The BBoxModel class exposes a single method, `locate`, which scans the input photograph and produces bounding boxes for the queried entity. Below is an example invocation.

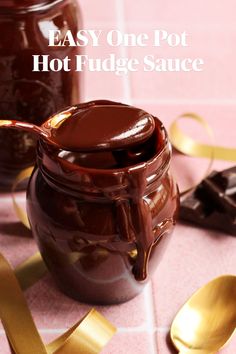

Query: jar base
[55,280,145,306]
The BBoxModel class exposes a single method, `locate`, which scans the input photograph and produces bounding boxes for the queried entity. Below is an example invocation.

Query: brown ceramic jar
[27,102,179,305]
[0,0,82,189]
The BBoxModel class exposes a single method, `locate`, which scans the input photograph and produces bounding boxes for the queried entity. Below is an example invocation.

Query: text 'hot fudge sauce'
[0,0,82,189]
[27,101,179,304]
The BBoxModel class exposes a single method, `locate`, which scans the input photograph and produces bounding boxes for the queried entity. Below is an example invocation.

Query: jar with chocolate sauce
[27,101,179,305]
[0,0,82,189]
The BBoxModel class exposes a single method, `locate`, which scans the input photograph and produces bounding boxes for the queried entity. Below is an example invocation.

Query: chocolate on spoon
[0,100,155,153]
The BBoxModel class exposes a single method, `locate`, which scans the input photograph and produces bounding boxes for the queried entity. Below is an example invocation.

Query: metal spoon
[0,102,155,153]
[170,275,236,354]
[0,106,77,151]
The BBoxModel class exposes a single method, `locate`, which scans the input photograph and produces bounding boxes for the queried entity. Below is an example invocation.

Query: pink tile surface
[80,0,117,26]
[25,277,147,329]
[0,0,236,353]
[128,26,236,101]
[103,332,153,354]
[124,0,236,25]
[152,224,236,328]
[0,332,153,354]
[82,28,126,101]
[157,332,236,354]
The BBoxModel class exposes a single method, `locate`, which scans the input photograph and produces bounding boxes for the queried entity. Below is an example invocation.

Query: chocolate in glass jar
[27,101,179,305]
[0,0,82,189]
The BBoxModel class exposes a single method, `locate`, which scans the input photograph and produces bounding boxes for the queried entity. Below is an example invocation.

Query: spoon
[170,275,236,354]
[0,101,155,153]
[0,106,78,151]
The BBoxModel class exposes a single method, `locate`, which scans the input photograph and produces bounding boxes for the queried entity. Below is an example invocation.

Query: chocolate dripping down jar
[0,0,82,190]
[27,101,179,305]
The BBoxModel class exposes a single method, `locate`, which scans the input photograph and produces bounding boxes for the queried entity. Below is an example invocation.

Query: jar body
[27,157,179,305]
[0,0,82,189]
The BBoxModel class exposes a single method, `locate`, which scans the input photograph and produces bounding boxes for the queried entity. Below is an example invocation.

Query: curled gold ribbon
[12,166,33,229]
[8,111,234,354]
[0,252,116,354]
[15,251,47,291]
[169,112,236,194]
[169,112,236,162]
[9,168,116,353]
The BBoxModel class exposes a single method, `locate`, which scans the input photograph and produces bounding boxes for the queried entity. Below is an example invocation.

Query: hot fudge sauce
[27,100,179,304]
[0,0,82,189]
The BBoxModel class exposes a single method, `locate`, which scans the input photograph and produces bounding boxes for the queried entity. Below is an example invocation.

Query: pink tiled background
[1,0,236,353]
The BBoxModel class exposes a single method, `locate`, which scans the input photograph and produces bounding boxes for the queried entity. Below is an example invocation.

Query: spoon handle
[0,120,47,138]
[179,351,216,354]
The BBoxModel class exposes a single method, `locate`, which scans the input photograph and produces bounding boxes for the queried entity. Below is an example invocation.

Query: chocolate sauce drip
[27,100,179,304]
[49,100,156,280]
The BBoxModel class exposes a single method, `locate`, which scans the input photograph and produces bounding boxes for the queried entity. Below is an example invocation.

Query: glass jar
[27,103,179,305]
[0,0,82,189]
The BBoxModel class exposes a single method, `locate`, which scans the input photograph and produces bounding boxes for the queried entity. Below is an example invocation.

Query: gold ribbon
[12,166,33,229]
[6,168,117,353]
[169,112,236,194]
[169,112,236,162]
[0,252,116,354]
[16,112,236,226]
[9,111,235,353]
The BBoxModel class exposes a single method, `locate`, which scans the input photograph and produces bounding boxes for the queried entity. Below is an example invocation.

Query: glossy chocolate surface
[0,0,82,189]
[27,101,179,304]
[48,104,155,152]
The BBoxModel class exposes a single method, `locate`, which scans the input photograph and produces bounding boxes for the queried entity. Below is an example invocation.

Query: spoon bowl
[170,275,236,354]
[0,100,155,153]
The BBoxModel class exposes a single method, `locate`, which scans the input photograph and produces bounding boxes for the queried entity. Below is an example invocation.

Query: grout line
[119,327,169,334]
[118,325,148,333]
[81,96,236,106]
[0,194,26,202]
[0,197,25,202]
[84,95,128,103]
[0,198,12,203]
[81,21,236,30]
[0,327,170,336]
[144,283,159,354]
[156,327,169,334]
[115,0,132,104]
[115,2,158,353]
[131,98,236,105]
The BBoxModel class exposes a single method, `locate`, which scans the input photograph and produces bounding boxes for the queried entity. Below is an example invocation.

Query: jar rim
[39,120,170,171]
[36,117,172,196]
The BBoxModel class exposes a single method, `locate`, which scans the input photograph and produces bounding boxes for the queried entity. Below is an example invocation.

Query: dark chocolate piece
[214,166,236,190]
[201,167,236,217]
[180,166,236,236]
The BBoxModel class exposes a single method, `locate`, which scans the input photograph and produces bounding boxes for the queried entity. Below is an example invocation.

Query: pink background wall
[0,1,236,353]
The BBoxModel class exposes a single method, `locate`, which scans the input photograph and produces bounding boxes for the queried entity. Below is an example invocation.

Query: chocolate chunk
[201,167,236,217]
[213,166,236,190]
[180,166,236,236]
